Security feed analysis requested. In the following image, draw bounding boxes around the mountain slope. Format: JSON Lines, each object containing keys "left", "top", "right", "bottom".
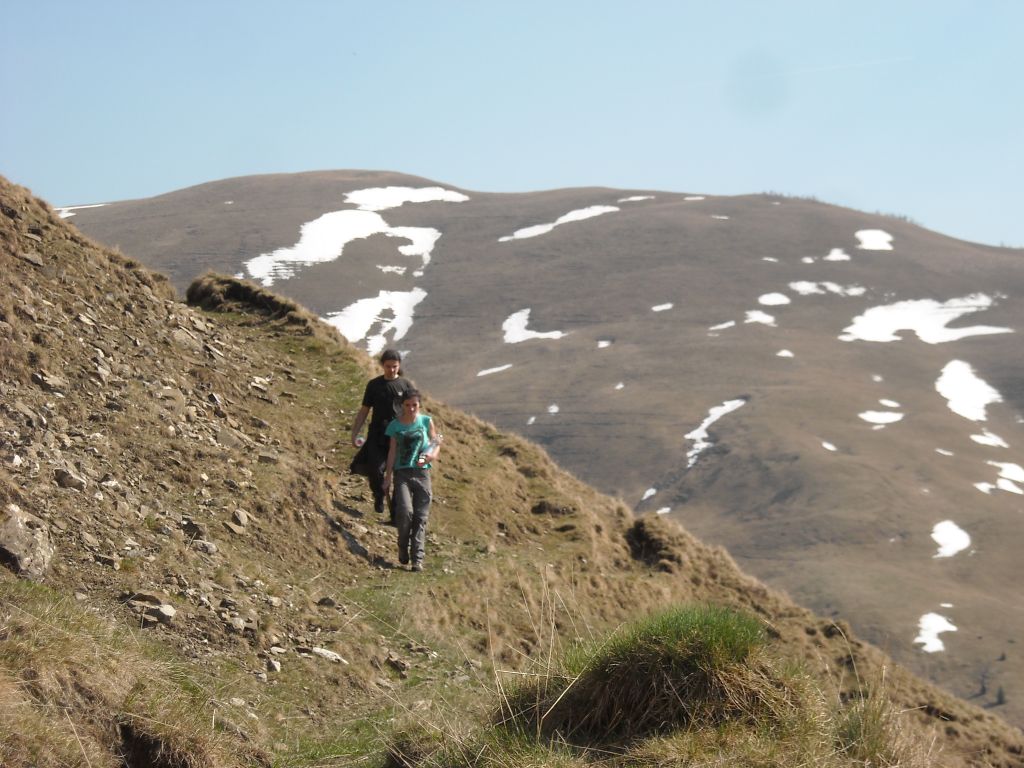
{"left": 5, "top": 174, "right": 1024, "bottom": 765}
{"left": 65, "top": 170, "right": 1024, "bottom": 729}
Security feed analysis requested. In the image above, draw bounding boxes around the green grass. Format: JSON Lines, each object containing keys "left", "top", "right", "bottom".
{"left": 270, "top": 707, "right": 395, "bottom": 767}
{"left": 563, "top": 603, "right": 765, "bottom": 676}
{"left": 498, "top": 604, "right": 775, "bottom": 744}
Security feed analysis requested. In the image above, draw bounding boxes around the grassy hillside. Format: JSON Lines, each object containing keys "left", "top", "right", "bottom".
{"left": 2, "top": 175, "right": 1022, "bottom": 766}
{"left": 66, "top": 171, "right": 1024, "bottom": 726}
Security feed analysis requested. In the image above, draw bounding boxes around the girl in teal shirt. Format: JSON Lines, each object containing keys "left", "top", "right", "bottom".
{"left": 383, "top": 390, "right": 441, "bottom": 571}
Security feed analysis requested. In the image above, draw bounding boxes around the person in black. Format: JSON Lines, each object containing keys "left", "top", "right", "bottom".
{"left": 350, "top": 349, "right": 412, "bottom": 517}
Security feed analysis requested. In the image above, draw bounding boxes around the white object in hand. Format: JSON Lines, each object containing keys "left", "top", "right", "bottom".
{"left": 354, "top": 436, "right": 365, "bottom": 447}
{"left": 417, "top": 436, "right": 441, "bottom": 465}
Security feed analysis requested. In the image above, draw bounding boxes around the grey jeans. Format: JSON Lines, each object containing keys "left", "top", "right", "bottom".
{"left": 394, "top": 468, "right": 431, "bottom": 564}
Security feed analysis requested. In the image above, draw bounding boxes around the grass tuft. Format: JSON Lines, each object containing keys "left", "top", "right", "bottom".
{"left": 388, "top": 604, "right": 940, "bottom": 767}
{"left": 185, "top": 272, "right": 347, "bottom": 345}
{"left": 835, "top": 670, "right": 932, "bottom": 767}
{"left": 498, "top": 604, "right": 781, "bottom": 744}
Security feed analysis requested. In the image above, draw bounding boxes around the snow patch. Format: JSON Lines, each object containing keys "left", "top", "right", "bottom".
{"left": 641, "top": 488, "right": 657, "bottom": 501}
{"left": 859, "top": 411, "right": 904, "bottom": 425}
{"left": 651, "top": 303, "right": 674, "bottom": 312}
{"left": 54, "top": 203, "right": 108, "bottom": 218}
{"left": 477, "top": 364, "right": 513, "bottom": 377}
{"left": 745, "top": 311, "right": 776, "bottom": 326}
{"left": 326, "top": 288, "right": 427, "bottom": 356}
{"left": 989, "top": 461, "right": 1024, "bottom": 490}
{"left": 789, "top": 281, "right": 865, "bottom": 297}
{"left": 822, "top": 441, "right": 837, "bottom": 452}
{"left": 856, "top": 229, "right": 894, "bottom": 250}
{"left": 971, "top": 429, "right": 1008, "bottom": 448}
{"left": 685, "top": 399, "right": 747, "bottom": 467}
{"left": 244, "top": 209, "right": 441, "bottom": 286}
{"left": 823, "top": 248, "right": 851, "bottom": 261}
{"left": 499, "top": 205, "right": 619, "bottom": 241}
{"left": 758, "top": 293, "right": 791, "bottom": 306}
{"left": 503, "top": 309, "right": 568, "bottom": 343}
{"left": 777, "top": 349, "right": 794, "bottom": 358}
{"left": 344, "top": 186, "right": 469, "bottom": 211}
{"left": 914, "top": 613, "right": 956, "bottom": 652}
{"left": 839, "top": 294, "right": 1012, "bottom": 344}
{"left": 932, "top": 520, "right": 971, "bottom": 558}
{"left": 936, "top": 360, "right": 1002, "bottom": 421}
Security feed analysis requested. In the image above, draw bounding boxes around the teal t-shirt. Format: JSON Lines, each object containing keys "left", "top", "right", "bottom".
{"left": 385, "top": 414, "right": 433, "bottom": 470}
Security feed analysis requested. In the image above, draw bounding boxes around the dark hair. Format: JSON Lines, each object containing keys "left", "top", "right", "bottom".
{"left": 402, "top": 388, "right": 422, "bottom": 403}
{"left": 379, "top": 349, "right": 402, "bottom": 364}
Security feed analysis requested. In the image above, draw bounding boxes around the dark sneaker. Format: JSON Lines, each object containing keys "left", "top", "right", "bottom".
{"left": 399, "top": 551, "right": 410, "bottom": 565}
{"left": 374, "top": 498, "right": 385, "bottom": 514}
{"left": 411, "top": 562, "right": 423, "bottom": 572}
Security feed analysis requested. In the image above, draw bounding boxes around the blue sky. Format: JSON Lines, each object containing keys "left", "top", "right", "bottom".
{"left": 3, "top": 1, "right": 1022, "bottom": 246}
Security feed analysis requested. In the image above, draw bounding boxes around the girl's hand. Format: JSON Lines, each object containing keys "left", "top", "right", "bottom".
{"left": 421, "top": 434, "right": 443, "bottom": 463}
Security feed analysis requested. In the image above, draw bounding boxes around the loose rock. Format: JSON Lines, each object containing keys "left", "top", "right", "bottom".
{"left": 0, "top": 504, "right": 55, "bottom": 580}
{"left": 55, "top": 468, "right": 88, "bottom": 491}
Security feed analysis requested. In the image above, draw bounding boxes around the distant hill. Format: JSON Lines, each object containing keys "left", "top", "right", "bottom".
{"left": 64, "top": 170, "right": 1024, "bottom": 732}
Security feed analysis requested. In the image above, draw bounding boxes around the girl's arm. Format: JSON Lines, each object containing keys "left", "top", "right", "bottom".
{"left": 383, "top": 436, "right": 397, "bottom": 489}
{"left": 424, "top": 418, "right": 442, "bottom": 461}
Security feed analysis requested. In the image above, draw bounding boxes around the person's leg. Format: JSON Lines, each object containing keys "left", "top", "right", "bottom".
{"left": 408, "top": 473, "right": 432, "bottom": 569}
{"left": 393, "top": 473, "right": 413, "bottom": 565}
{"left": 368, "top": 472, "right": 384, "bottom": 513}
{"left": 386, "top": 478, "right": 398, "bottom": 525}
{"left": 367, "top": 435, "right": 388, "bottom": 514}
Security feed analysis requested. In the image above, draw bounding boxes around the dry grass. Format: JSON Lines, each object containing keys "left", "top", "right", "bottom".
{"left": 186, "top": 272, "right": 348, "bottom": 345}
{"left": 0, "top": 578, "right": 268, "bottom": 768}
{"left": 381, "top": 603, "right": 940, "bottom": 768}
{"left": 497, "top": 604, "right": 785, "bottom": 743}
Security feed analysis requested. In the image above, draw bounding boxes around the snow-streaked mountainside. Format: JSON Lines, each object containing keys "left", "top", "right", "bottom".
{"left": 66, "top": 170, "right": 1024, "bottom": 726}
